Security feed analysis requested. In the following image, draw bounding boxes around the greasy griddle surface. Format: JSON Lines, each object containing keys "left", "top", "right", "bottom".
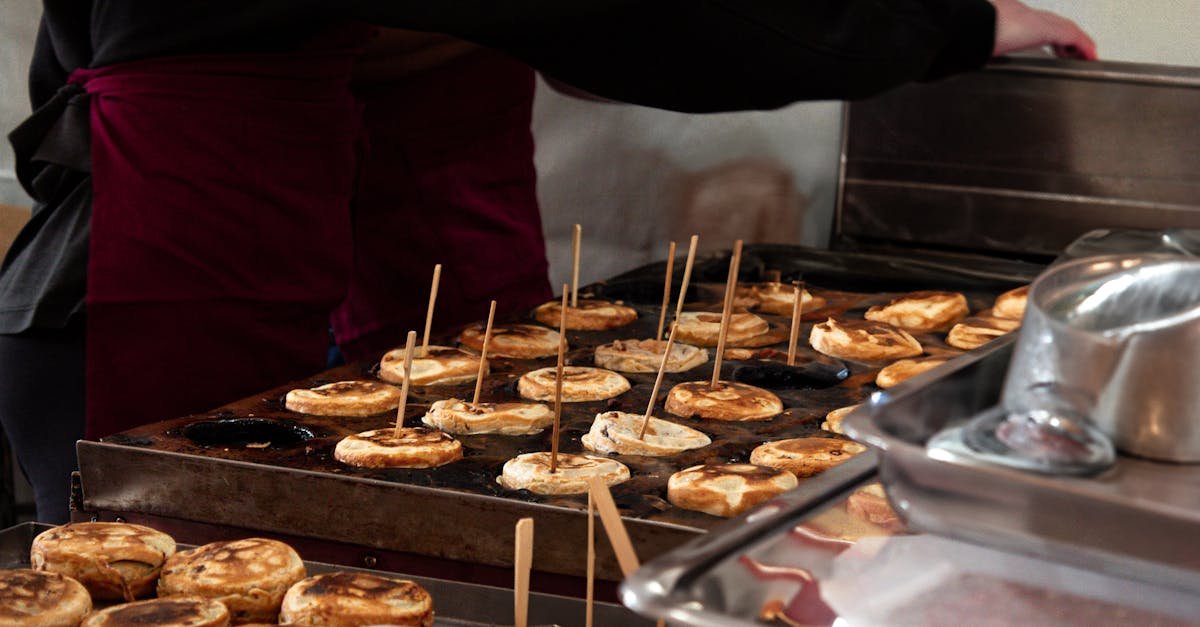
{"left": 105, "top": 275, "right": 1017, "bottom": 533}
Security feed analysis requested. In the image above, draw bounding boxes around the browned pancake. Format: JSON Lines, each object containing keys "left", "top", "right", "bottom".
{"left": 674, "top": 311, "right": 771, "bottom": 347}
{"left": 497, "top": 452, "right": 630, "bottom": 495}
{"left": 946, "top": 315, "right": 1021, "bottom": 350}
{"left": 81, "top": 597, "right": 230, "bottom": 627}
{"left": 458, "top": 323, "right": 561, "bottom": 359}
{"left": 809, "top": 318, "right": 923, "bottom": 362}
{"left": 664, "top": 381, "right": 782, "bottom": 421}
{"left": 993, "top": 285, "right": 1030, "bottom": 320}
{"left": 280, "top": 572, "right": 433, "bottom": 626}
{"left": 864, "top": 291, "right": 968, "bottom": 332}
{"left": 593, "top": 338, "right": 708, "bottom": 373}
{"left": 667, "top": 464, "right": 798, "bottom": 518}
{"left": 158, "top": 538, "right": 305, "bottom": 623}
{"left": 421, "top": 399, "right": 554, "bottom": 435}
{"left": 31, "top": 522, "right": 176, "bottom": 601}
{"left": 821, "top": 404, "right": 860, "bottom": 435}
{"left": 874, "top": 356, "right": 950, "bottom": 389}
{"left": 751, "top": 282, "right": 827, "bottom": 315}
{"left": 517, "top": 366, "right": 630, "bottom": 402}
{"left": 379, "top": 346, "right": 485, "bottom": 386}
{"left": 284, "top": 381, "right": 401, "bottom": 417}
{"left": 533, "top": 298, "right": 638, "bottom": 330}
{"left": 334, "top": 428, "right": 463, "bottom": 469}
{"left": 749, "top": 437, "right": 867, "bottom": 478}
{"left": 0, "top": 569, "right": 92, "bottom": 626}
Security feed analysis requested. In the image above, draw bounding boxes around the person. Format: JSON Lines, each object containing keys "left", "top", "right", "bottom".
{"left": 0, "top": 1, "right": 1095, "bottom": 523}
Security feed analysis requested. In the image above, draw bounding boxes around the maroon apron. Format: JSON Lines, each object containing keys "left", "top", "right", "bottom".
{"left": 78, "top": 31, "right": 367, "bottom": 438}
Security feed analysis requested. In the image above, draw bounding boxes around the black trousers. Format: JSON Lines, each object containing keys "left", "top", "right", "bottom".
{"left": 0, "top": 319, "right": 85, "bottom": 524}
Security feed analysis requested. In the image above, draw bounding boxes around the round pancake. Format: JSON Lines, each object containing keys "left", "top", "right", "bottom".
{"left": 421, "top": 398, "right": 553, "bottom": 436}
{"left": 664, "top": 381, "right": 782, "bottom": 421}
{"left": 334, "top": 428, "right": 463, "bottom": 469}
{"left": 81, "top": 597, "right": 230, "bottom": 627}
{"left": 846, "top": 482, "right": 904, "bottom": 532}
{"left": 379, "top": 345, "right": 485, "bottom": 386}
{"left": 280, "top": 572, "right": 433, "bottom": 627}
{"left": 0, "top": 569, "right": 92, "bottom": 626}
{"left": 822, "top": 404, "right": 860, "bottom": 435}
{"left": 533, "top": 299, "right": 638, "bottom": 331}
{"left": 158, "top": 538, "right": 305, "bottom": 623}
{"left": 752, "top": 282, "right": 827, "bottom": 315}
{"left": 459, "top": 324, "right": 561, "bottom": 359}
{"left": 517, "top": 366, "right": 630, "bottom": 402}
{"left": 667, "top": 464, "right": 798, "bottom": 518}
{"left": 497, "top": 452, "right": 630, "bottom": 495}
{"left": 674, "top": 311, "right": 770, "bottom": 347}
{"left": 31, "top": 521, "right": 176, "bottom": 601}
{"left": 284, "top": 381, "right": 401, "bottom": 417}
{"left": 864, "top": 291, "right": 969, "bottom": 332}
{"left": 993, "top": 285, "right": 1030, "bottom": 320}
{"left": 809, "top": 318, "right": 923, "bottom": 362}
{"left": 749, "top": 437, "right": 867, "bottom": 478}
{"left": 593, "top": 338, "right": 708, "bottom": 374}
{"left": 581, "top": 411, "right": 711, "bottom": 456}
{"left": 946, "top": 315, "right": 1021, "bottom": 350}
{"left": 874, "top": 356, "right": 950, "bottom": 389}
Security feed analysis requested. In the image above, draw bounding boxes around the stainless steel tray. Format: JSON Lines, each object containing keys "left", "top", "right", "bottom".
{"left": 0, "top": 523, "right": 650, "bottom": 626}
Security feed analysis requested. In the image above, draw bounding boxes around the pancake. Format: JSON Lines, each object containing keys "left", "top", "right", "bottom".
{"left": 751, "top": 282, "right": 827, "bottom": 315}
{"left": 421, "top": 398, "right": 554, "bottom": 436}
{"left": 533, "top": 298, "right": 637, "bottom": 331}
{"left": 81, "top": 597, "right": 230, "bottom": 627}
{"left": 874, "top": 356, "right": 950, "bottom": 389}
{"left": 674, "top": 311, "right": 770, "bottom": 347}
{"left": 517, "top": 366, "right": 630, "bottom": 402}
{"left": 158, "top": 538, "right": 305, "bottom": 623}
{"left": 593, "top": 338, "right": 708, "bottom": 374}
{"left": 334, "top": 428, "right": 463, "bottom": 469}
{"left": 0, "top": 569, "right": 92, "bottom": 626}
{"left": 946, "top": 315, "right": 1021, "bottom": 350}
{"left": 822, "top": 404, "right": 860, "bottom": 435}
{"left": 993, "top": 285, "right": 1030, "bottom": 320}
{"left": 664, "top": 381, "right": 782, "bottom": 421}
{"left": 280, "top": 572, "right": 433, "bottom": 627}
{"left": 31, "top": 521, "right": 176, "bottom": 601}
{"left": 581, "top": 411, "right": 711, "bottom": 456}
{"left": 458, "top": 323, "right": 561, "bottom": 359}
{"left": 846, "top": 482, "right": 904, "bottom": 532}
{"left": 864, "top": 291, "right": 969, "bottom": 332}
{"left": 379, "top": 345, "right": 485, "bottom": 386}
{"left": 809, "top": 318, "right": 923, "bottom": 362}
{"left": 749, "top": 437, "right": 867, "bottom": 478}
{"left": 497, "top": 452, "right": 630, "bottom": 495}
{"left": 284, "top": 381, "right": 401, "bottom": 417}
{"left": 667, "top": 464, "right": 798, "bottom": 518}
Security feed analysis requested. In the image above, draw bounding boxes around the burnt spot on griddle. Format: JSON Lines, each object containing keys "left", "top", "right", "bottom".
{"left": 593, "top": 278, "right": 703, "bottom": 306}
{"left": 731, "top": 359, "right": 848, "bottom": 390}
{"left": 183, "top": 419, "right": 315, "bottom": 449}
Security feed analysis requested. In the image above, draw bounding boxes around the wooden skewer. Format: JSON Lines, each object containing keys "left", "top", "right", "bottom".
{"left": 656, "top": 241, "right": 677, "bottom": 341}
{"left": 639, "top": 322, "right": 678, "bottom": 440}
{"left": 393, "top": 330, "right": 417, "bottom": 437}
{"left": 550, "top": 285, "right": 568, "bottom": 473}
{"left": 787, "top": 281, "right": 806, "bottom": 366}
{"left": 710, "top": 240, "right": 744, "bottom": 389}
{"left": 514, "top": 517, "right": 534, "bottom": 627}
{"left": 472, "top": 300, "right": 497, "bottom": 405}
{"left": 672, "top": 235, "right": 699, "bottom": 324}
{"left": 586, "top": 492, "right": 596, "bottom": 627}
{"left": 588, "top": 478, "right": 665, "bottom": 627}
{"left": 571, "top": 224, "right": 582, "bottom": 308}
{"left": 421, "top": 264, "right": 442, "bottom": 356}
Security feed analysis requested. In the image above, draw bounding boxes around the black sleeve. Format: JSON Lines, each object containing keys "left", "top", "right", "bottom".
{"left": 342, "top": 0, "right": 996, "bottom": 113}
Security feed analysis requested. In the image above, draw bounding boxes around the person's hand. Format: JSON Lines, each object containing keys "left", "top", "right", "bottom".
{"left": 991, "top": 0, "right": 1098, "bottom": 60}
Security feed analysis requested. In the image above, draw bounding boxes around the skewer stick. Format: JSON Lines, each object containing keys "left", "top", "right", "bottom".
{"left": 571, "top": 224, "right": 582, "bottom": 308}
{"left": 586, "top": 492, "right": 596, "bottom": 627}
{"left": 550, "top": 285, "right": 569, "bottom": 473}
{"left": 656, "top": 241, "right": 677, "bottom": 341}
{"left": 787, "top": 281, "right": 804, "bottom": 367}
{"left": 673, "top": 235, "right": 699, "bottom": 324}
{"left": 392, "top": 330, "right": 417, "bottom": 437}
{"left": 421, "top": 264, "right": 442, "bottom": 356}
{"left": 588, "top": 478, "right": 666, "bottom": 627}
{"left": 472, "top": 300, "right": 497, "bottom": 405}
{"left": 639, "top": 322, "right": 679, "bottom": 440}
{"left": 710, "top": 240, "right": 744, "bottom": 389}
{"left": 514, "top": 517, "right": 534, "bottom": 627}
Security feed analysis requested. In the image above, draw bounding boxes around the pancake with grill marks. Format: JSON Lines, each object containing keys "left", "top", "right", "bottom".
{"left": 875, "top": 356, "right": 950, "bottom": 389}
{"left": 581, "top": 411, "right": 711, "bottom": 456}
{"left": 864, "top": 291, "right": 969, "bottom": 332}
{"left": 458, "top": 323, "right": 561, "bottom": 359}
{"left": 809, "top": 318, "right": 923, "bottom": 362}
{"left": 421, "top": 398, "right": 553, "bottom": 436}
{"left": 284, "top": 381, "right": 401, "bottom": 417}
{"left": 31, "top": 521, "right": 176, "bottom": 601}
{"left": 81, "top": 597, "right": 230, "bottom": 627}
{"left": 517, "top": 366, "right": 630, "bottom": 402}
{"left": 533, "top": 298, "right": 638, "bottom": 331}
{"left": 334, "top": 428, "right": 463, "bottom": 468}
{"left": 158, "top": 538, "right": 305, "bottom": 623}
{"left": 280, "top": 572, "right": 433, "bottom": 627}
{"left": 497, "top": 452, "right": 630, "bottom": 495}
{"left": 664, "top": 381, "right": 782, "bottom": 421}
{"left": 674, "top": 311, "right": 771, "bottom": 347}
{"left": 751, "top": 282, "right": 826, "bottom": 315}
{"left": 379, "top": 345, "right": 485, "bottom": 386}
{"left": 749, "top": 437, "right": 867, "bottom": 478}
{"left": 0, "top": 569, "right": 92, "bottom": 626}
{"left": 593, "top": 338, "right": 708, "bottom": 373}
{"left": 993, "top": 285, "right": 1030, "bottom": 320}
{"left": 946, "top": 314, "right": 1021, "bottom": 350}
{"left": 667, "top": 464, "right": 798, "bottom": 518}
